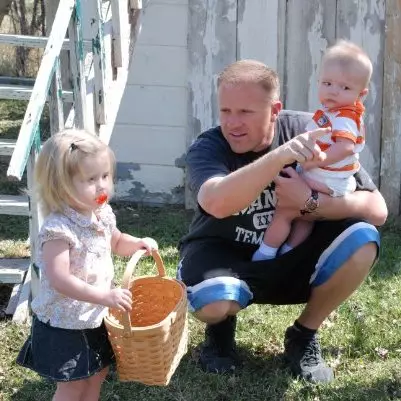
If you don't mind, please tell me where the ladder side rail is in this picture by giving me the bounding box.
[6,0,76,181]
[91,0,107,125]
[48,57,65,135]
[110,0,123,69]
[68,0,87,130]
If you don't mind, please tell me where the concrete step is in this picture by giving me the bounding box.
[0,194,29,216]
[0,258,30,284]
[0,138,16,157]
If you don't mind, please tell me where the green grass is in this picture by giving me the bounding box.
[2,99,401,400]
[1,210,401,400]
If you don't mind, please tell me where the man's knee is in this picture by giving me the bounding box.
[349,242,378,270]
[193,300,240,324]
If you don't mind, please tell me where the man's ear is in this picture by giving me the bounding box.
[271,101,282,122]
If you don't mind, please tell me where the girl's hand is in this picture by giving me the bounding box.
[104,288,132,311]
[137,237,159,255]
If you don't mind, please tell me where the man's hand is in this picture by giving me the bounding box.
[278,127,330,165]
[274,167,311,211]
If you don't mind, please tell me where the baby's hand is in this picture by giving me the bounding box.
[104,288,132,311]
[137,237,159,255]
[302,160,319,171]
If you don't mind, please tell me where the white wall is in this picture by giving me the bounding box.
[110,0,188,204]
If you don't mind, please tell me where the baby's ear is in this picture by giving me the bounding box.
[359,88,369,99]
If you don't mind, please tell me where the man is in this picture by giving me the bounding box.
[178,60,387,383]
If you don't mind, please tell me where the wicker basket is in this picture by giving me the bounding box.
[104,249,188,386]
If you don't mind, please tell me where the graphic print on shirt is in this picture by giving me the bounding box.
[232,186,277,245]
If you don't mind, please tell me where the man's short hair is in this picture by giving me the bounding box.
[217,60,280,100]
[322,40,373,87]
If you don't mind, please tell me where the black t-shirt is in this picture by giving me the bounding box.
[180,110,376,249]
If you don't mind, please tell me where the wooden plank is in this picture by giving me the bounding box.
[5,283,22,315]
[46,0,73,126]
[0,33,91,51]
[336,0,385,186]
[127,45,187,86]
[119,85,187,126]
[276,0,287,100]
[7,0,75,181]
[186,0,237,208]
[137,3,187,47]
[112,124,186,165]
[0,138,16,157]
[237,0,279,70]
[0,194,29,216]
[130,0,142,9]
[91,0,107,125]
[111,0,123,68]
[285,0,336,112]
[0,259,29,284]
[380,0,401,215]
[48,57,65,135]
[68,0,88,131]
[0,85,73,102]
[0,258,30,284]
[12,264,32,324]
[27,143,42,300]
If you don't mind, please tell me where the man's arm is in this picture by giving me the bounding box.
[198,128,330,218]
[274,167,387,226]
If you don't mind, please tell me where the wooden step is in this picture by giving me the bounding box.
[0,84,73,103]
[0,33,91,51]
[0,258,30,284]
[0,138,16,157]
[0,194,29,216]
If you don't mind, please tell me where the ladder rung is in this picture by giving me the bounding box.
[0,84,73,103]
[0,194,29,216]
[0,258,30,284]
[0,138,16,157]
[0,33,92,51]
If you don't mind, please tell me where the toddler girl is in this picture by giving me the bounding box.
[17,129,158,401]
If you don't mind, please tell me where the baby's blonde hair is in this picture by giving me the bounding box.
[35,129,115,216]
[322,40,373,88]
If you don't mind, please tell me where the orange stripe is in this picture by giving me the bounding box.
[332,130,357,143]
[321,162,360,172]
[316,140,330,151]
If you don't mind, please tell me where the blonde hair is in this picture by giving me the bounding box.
[35,129,115,216]
[322,40,373,88]
[217,59,280,100]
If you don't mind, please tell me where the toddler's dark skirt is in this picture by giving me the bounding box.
[16,315,115,382]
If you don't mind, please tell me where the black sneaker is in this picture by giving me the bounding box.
[284,325,334,383]
[199,315,242,374]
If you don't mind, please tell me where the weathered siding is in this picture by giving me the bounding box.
[380,0,401,215]
[111,0,401,214]
[111,0,188,204]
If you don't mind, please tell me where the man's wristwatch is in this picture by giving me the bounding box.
[300,189,319,215]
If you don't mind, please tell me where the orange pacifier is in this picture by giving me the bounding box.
[95,193,108,205]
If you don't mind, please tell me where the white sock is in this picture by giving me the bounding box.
[252,243,278,261]
[279,243,293,255]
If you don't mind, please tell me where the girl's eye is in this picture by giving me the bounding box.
[103,173,109,179]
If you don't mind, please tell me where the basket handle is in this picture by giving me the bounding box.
[121,249,166,336]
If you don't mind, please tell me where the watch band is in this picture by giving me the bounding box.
[300,189,319,215]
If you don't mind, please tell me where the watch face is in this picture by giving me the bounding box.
[305,198,318,211]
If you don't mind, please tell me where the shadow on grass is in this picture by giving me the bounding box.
[9,345,401,401]
[113,203,194,250]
